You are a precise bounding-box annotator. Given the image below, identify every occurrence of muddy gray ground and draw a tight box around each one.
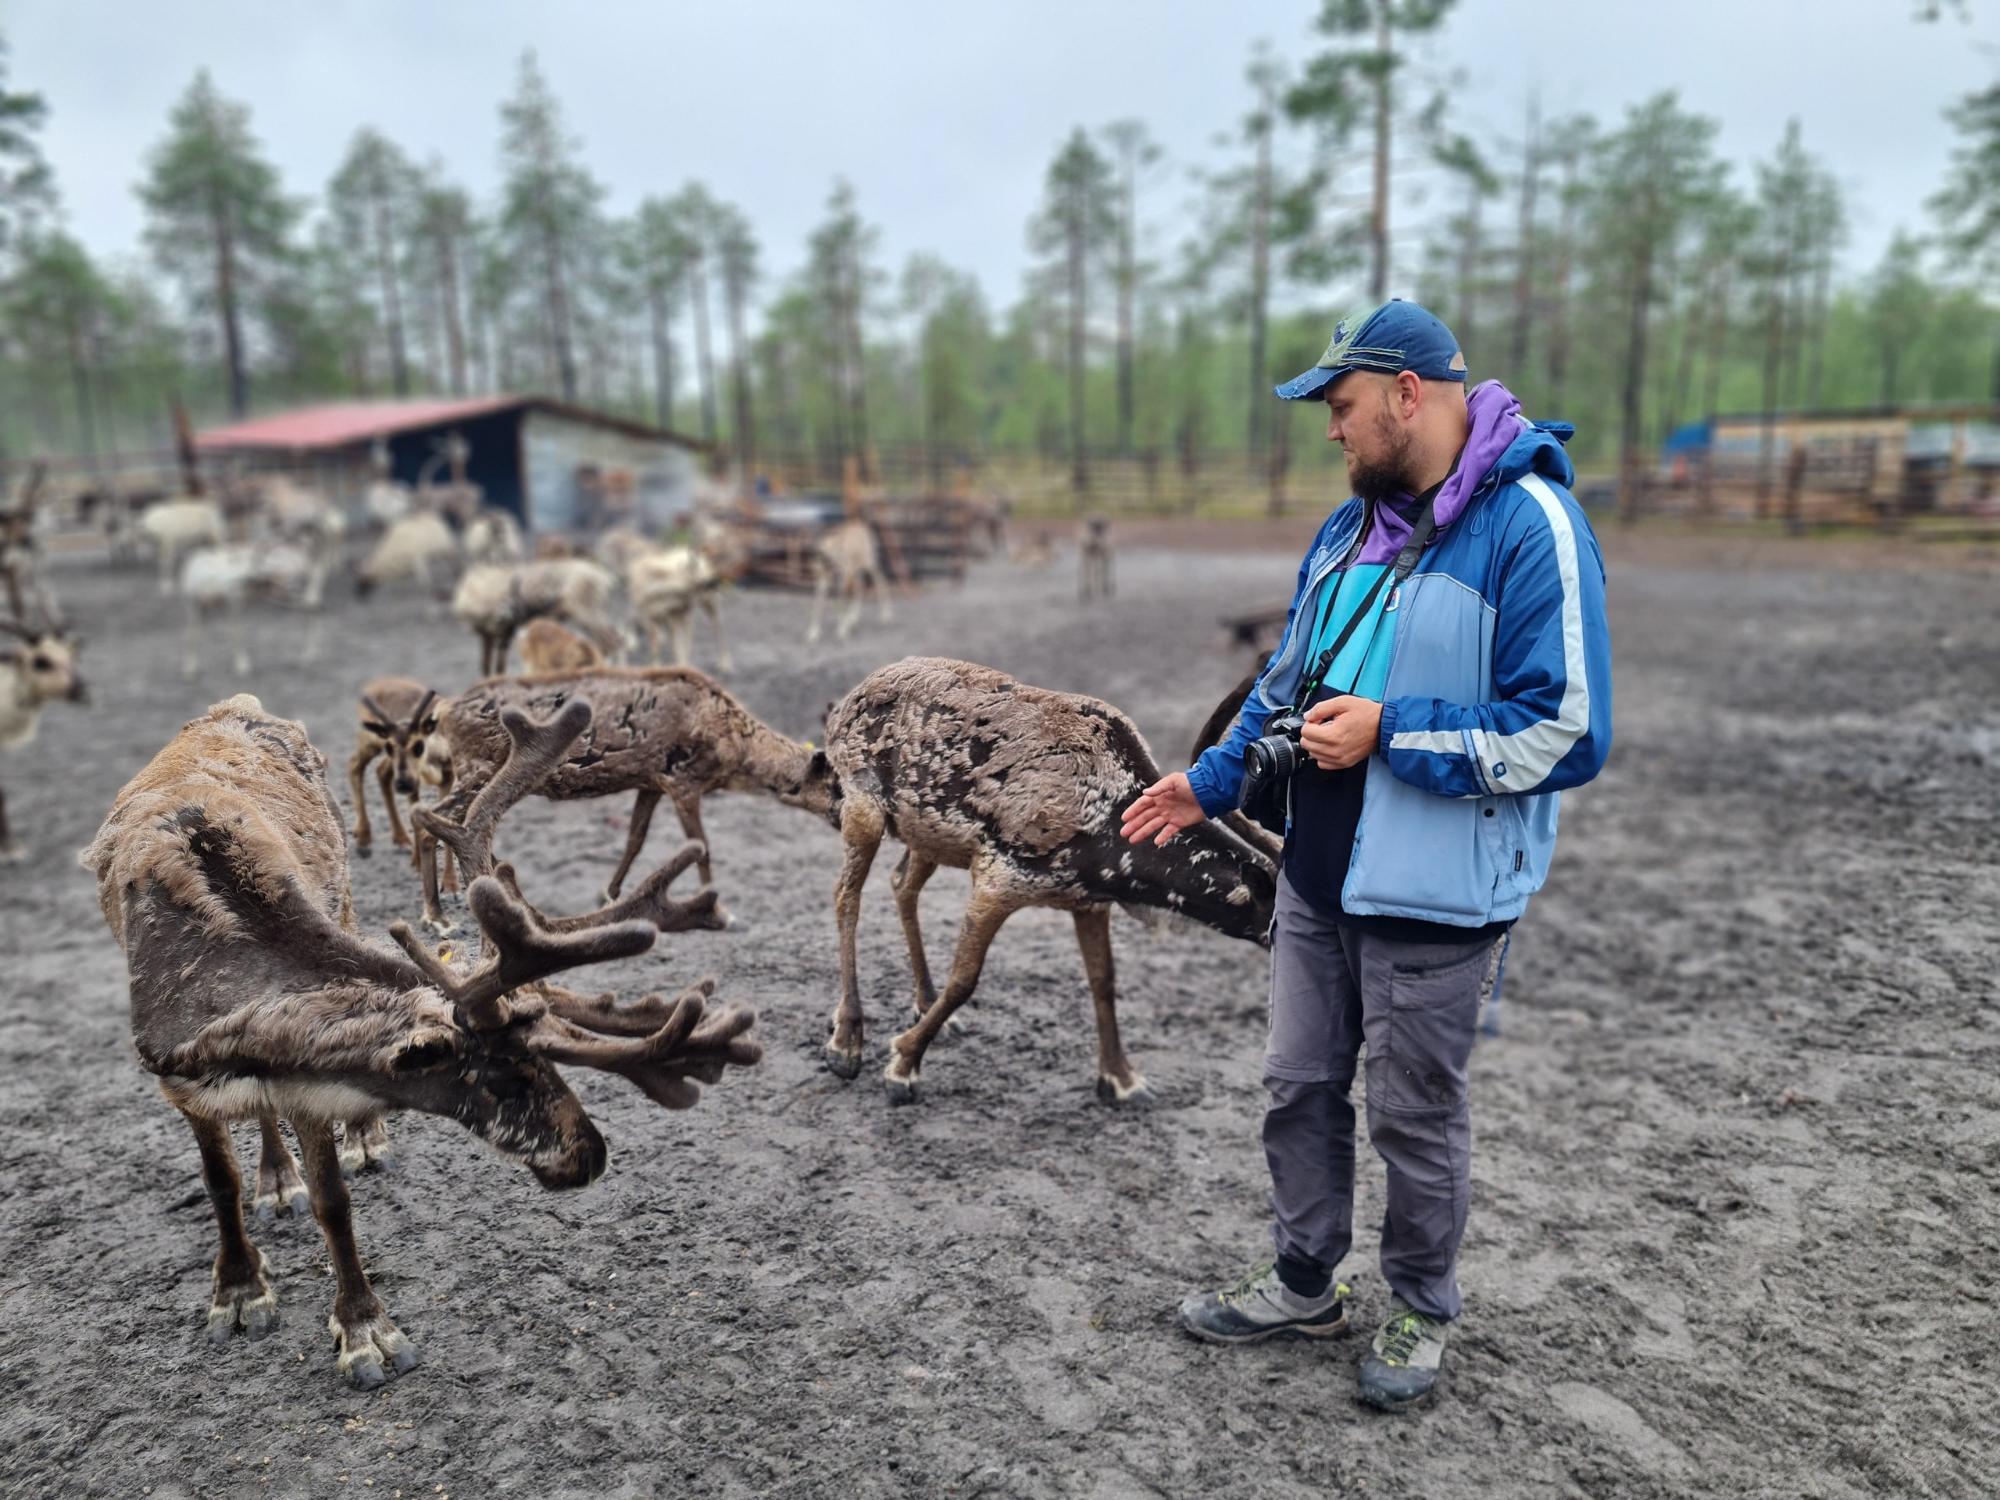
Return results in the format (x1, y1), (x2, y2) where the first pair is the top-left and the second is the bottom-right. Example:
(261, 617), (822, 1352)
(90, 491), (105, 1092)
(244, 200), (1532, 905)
(0, 532), (1993, 1499)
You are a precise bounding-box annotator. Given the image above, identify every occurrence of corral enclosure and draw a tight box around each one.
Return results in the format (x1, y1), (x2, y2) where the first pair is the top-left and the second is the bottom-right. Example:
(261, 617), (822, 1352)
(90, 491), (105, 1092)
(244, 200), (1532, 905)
(0, 529), (1994, 1499)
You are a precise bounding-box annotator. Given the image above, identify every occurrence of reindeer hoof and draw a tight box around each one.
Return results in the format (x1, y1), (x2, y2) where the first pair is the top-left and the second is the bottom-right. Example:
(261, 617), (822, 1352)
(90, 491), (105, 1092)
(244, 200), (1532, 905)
(883, 1069), (921, 1107)
(331, 1314), (419, 1391)
(420, 915), (457, 938)
(1096, 1074), (1155, 1107)
(206, 1267), (278, 1343)
(353, 842), (373, 860)
(822, 1041), (863, 1081)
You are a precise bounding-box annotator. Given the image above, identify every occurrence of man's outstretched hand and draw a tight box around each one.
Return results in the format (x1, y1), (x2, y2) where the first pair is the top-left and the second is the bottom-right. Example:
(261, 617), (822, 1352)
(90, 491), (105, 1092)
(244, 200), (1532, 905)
(1121, 772), (1208, 847)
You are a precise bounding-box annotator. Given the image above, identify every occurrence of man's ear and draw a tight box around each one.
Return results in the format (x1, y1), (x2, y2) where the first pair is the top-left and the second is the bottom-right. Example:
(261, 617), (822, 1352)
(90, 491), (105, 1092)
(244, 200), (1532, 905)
(1395, 370), (1423, 418)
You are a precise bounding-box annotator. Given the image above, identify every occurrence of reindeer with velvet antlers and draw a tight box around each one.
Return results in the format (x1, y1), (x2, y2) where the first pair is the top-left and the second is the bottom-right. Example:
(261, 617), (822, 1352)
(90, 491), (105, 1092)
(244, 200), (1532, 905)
(82, 693), (761, 1389)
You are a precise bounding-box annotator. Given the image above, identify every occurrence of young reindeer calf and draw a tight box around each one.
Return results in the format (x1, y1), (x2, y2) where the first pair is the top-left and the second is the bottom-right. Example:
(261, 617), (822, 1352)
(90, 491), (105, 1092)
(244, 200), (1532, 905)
(350, 677), (458, 902)
(821, 656), (1276, 1104)
(82, 694), (759, 1389)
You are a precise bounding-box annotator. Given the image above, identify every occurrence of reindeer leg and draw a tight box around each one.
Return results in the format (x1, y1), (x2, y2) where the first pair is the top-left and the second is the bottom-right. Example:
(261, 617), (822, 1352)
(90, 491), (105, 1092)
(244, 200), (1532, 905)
(182, 1111), (277, 1343)
(668, 786), (716, 890)
(337, 1113), (392, 1175)
(602, 786), (661, 902)
(669, 611), (692, 667)
(1074, 905), (1148, 1104)
(890, 849), (940, 1018)
(297, 1120), (417, 1390)
(883, 879), (1019, 1105)
(705, 594), (732, 673)
(873, 566), (893, 624)
(0, 785), (16, 862)
(348, 747), (376, 854)
(838, 579), (862, 641)
(229, 593), (251, 675)
(377, 761), (410, 850)
(807, 567), (829, 645)
(824, 798), (885, 1080)
(251, 1112), (311, 1221)
(181, 597), (202, 679)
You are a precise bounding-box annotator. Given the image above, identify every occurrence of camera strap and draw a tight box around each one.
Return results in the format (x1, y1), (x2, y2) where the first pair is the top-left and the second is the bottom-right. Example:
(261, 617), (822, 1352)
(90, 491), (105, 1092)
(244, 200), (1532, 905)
(1291, 491), (1439, 710)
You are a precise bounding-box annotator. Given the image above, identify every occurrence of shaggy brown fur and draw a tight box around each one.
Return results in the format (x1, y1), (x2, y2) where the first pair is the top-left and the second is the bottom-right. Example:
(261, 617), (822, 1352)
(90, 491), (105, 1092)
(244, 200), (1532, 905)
(517, 617), (605, 674)
(81, 693), (762, 1389)
(820, 656), (1276, 1104)
(417, 665), (835, 931)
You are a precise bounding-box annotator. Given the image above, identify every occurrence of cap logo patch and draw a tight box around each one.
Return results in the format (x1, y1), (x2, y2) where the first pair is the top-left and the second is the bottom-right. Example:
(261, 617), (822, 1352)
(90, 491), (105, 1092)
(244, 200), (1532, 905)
(1449, 350), (1467, 372)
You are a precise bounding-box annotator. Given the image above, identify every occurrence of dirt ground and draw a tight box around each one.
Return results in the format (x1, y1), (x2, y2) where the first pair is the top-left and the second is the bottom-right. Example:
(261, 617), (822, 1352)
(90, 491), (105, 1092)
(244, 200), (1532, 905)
(1, 526), (1993, 1500)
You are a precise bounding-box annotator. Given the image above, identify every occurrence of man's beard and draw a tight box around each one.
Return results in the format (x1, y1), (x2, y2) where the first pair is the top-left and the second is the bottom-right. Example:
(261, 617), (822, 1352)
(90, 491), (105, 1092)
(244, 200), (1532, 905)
(1346, 420), (1420, 505)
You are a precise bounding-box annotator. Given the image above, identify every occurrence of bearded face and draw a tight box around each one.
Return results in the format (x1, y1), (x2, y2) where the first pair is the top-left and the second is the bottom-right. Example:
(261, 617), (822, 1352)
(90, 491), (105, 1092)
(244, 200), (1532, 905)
(1341, 384), (1423, 504)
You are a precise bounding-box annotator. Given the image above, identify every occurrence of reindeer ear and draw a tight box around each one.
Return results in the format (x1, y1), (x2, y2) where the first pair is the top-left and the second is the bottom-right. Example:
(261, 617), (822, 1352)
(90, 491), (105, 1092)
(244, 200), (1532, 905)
(389, 1026), (460, 1073)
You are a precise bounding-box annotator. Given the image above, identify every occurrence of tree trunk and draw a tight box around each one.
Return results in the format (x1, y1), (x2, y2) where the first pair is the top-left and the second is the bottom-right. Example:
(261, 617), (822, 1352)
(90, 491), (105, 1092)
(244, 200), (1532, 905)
(437, 233), (468, 396)
(1368, 0), (1392, 303)
(846, 250), (872, 481)
(689, 254), (718, 449)
(1546, 153), (1579, 415)
(1617, 248), (1653, 526)
(1804, 250), (1832, 409)
(726, 279), (754, 482)
(1757, 292), (1783, 519)
(544, 226), (578, 402)
(1508, 97), (1540, 375)
(1116, 159), (1136, 459)
(212, 196), (249, 417)
(1248, 86), (1272, 478)
(1457, 182), (1482, 357)
(1068, 204), (1089, 498)
(374, 191), (409, 397)
(648, 283), (676, 430)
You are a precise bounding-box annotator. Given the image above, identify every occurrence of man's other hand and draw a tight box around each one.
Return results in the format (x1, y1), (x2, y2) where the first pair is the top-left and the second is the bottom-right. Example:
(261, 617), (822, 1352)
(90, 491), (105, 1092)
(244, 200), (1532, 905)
(1121, 772), (1207, 847)
(1301, 696), (1383, 771)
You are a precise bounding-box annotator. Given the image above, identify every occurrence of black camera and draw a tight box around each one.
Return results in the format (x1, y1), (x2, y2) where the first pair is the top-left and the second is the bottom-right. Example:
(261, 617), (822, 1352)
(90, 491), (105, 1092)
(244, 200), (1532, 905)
(1243, 710), (1309, 791)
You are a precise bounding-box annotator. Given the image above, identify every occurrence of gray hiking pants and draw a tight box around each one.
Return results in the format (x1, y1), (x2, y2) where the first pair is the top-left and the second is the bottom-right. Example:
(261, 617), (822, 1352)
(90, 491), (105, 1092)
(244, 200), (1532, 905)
(1263, 869), (1493, 1322)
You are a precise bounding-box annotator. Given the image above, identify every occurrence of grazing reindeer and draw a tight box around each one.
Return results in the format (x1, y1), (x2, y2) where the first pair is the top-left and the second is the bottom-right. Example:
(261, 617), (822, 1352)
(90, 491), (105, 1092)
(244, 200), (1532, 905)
(349, 678), (455, 872)
(518, 617), (604, 674)
(418, 666), (835, 933)
(806, 518), (892, 645)
(1078, 515), (1113, 602)
(820, 657), (1276, 1104)
(2, 617), (87, 860)
(451, 558), (622, 676)
(629, 545), (732, 672)
(81, 694), (760, 1388)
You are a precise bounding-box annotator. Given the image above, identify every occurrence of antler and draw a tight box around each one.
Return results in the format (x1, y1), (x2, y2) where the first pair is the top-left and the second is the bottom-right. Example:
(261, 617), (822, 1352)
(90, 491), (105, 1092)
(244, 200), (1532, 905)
(413, 698), (590, 884)
(388, 875), (658, 1030)
(491, 841), (726, 935)
(526, 989), (762, 1109)
(405, 687), (438, 734)
(358, 691), (392, 726)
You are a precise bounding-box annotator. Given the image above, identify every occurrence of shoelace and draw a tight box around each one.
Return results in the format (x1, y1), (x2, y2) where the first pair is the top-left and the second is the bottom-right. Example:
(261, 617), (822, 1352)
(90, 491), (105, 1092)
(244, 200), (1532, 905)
(1379, 1311), (1435, 1365)
(1220, 1264), (1275, 1307)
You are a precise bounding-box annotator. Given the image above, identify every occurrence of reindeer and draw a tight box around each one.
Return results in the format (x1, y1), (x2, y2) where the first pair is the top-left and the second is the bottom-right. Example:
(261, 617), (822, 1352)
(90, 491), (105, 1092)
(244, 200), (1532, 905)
(463, 508), (525, 566)
(357, 512), (459, 599)
(819, 657), (1276, 1105)
(628, 545), (732, 672)
(1, 460), (58, 625)
(139, 496), (226, 595)
(80, 693), (761, 1388)
(518, 617), (605, 674)
(1078, 514), (1113, 602)
(451, 558), (622, 676)
(349, 678), (455, 867)
(416, 666), (835, 934)
(806, 518), (893, 645)
(2, 616), (86, 860)
(179, 539), (328, 678)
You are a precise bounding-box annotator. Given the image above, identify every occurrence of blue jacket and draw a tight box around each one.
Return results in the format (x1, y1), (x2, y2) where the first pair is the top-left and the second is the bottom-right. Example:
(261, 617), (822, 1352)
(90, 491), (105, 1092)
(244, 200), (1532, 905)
(1186, 418), (1612, 928)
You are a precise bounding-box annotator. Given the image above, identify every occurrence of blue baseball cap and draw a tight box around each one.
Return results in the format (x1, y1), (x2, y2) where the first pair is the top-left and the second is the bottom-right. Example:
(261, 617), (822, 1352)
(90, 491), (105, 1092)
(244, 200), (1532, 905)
(1274, 299), (1468, 401)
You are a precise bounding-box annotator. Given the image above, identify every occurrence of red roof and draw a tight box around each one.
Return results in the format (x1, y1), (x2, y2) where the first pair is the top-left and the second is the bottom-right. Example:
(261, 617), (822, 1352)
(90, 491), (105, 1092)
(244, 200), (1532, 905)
(195, 397), (529, 452)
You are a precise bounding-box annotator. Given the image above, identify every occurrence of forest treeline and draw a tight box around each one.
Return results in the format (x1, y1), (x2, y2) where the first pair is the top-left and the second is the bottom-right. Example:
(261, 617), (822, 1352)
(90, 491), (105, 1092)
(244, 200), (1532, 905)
(0, 2), (1995, 499)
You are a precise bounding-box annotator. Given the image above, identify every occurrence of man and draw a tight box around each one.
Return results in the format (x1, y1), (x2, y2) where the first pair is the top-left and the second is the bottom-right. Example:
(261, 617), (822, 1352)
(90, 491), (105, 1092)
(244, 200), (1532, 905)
(1121, 299), (1611, 1410)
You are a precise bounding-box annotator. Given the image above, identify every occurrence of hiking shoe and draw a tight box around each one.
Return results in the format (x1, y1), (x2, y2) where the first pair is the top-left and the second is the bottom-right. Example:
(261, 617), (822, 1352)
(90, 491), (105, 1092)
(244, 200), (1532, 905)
(1358, 1296), (1448, 1410)
(1179, 1264), (1352, 1344)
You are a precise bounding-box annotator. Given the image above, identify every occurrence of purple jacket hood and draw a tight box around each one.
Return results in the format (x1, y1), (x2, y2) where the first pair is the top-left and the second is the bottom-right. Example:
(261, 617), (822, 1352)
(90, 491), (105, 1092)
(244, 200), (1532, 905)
(1353, 380), (1544, 565)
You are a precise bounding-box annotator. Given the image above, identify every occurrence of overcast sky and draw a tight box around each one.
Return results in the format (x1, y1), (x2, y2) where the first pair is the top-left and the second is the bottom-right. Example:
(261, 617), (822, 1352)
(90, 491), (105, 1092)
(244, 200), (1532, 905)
(11, 0), (1997, 324)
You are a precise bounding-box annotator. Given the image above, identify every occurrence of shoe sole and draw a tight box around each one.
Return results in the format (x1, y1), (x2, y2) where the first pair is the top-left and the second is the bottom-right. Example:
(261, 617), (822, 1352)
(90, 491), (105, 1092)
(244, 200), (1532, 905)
(1181, 1312), (1352, 1346)
(1357, 1382), (1436, 1412)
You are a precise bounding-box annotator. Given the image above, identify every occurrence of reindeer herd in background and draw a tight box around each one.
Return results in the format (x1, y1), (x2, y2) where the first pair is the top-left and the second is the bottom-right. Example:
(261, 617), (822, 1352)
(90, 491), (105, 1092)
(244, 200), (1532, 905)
(2, 453), (1182, 1390)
